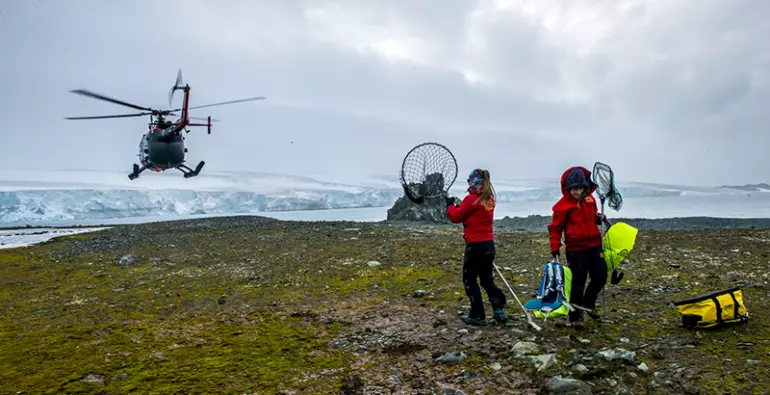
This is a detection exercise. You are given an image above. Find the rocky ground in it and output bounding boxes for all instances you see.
[1,216,768,394]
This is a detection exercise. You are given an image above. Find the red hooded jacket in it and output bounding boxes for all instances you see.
[447,188,494,243]
[547,166,603,253]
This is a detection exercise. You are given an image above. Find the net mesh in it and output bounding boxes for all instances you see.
[592,162,623,211]
[400,142,458,201]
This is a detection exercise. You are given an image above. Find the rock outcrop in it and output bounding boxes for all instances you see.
[386,173,454,223]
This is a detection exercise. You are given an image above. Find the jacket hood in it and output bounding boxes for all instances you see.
[560,166,598,201]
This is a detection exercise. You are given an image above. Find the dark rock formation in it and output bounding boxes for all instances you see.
[386,194,452,223]
[386,173,454,223]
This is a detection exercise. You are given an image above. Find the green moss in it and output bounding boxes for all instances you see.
[0,310,349,394]
[2,222,770,394]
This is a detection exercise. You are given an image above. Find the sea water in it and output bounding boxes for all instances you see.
[3,194,768,249]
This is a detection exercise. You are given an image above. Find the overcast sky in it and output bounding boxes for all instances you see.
[1,0,768,186]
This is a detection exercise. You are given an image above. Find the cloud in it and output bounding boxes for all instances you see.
[0,0,768,186]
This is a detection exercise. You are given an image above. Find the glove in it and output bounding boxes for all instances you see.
[445,196,457,207]
[595,213,606,225]
[611,269,624,285]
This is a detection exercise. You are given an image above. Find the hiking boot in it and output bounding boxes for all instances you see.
[461,315,487,326]
[570,312,585,330]
[492,309,508,323]
[586,310,601,320]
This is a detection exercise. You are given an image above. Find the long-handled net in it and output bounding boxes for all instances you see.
[399,142,458,204]
[592,162,623,211]
[592,162,624,320]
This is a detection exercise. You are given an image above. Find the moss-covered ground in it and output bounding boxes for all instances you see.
[0,216,768,394]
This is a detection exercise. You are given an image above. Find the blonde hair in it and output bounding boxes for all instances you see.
[473,168,496,210]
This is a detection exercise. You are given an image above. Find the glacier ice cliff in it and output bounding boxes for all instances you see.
[0,182,714,225]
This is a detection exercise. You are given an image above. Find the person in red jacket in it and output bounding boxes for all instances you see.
[547,166,607,328]
[446,169,507,326]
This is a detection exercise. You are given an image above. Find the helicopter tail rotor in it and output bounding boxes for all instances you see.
[188,116,213,134]
[168,68,185,108]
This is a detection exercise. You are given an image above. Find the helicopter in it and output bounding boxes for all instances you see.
[65,69,265,180]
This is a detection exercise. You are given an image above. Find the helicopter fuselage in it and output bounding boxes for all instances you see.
[138,127,186,170]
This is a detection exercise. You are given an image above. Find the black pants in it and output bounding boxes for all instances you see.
[463,240,507,319]
[566,245,608,321]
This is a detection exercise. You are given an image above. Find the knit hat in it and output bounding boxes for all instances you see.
[468,170,484,191]
[564,168,589,190]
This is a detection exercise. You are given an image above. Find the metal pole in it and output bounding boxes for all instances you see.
[600,199,607,320]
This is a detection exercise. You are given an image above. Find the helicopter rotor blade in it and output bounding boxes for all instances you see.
[65,112,152,120]
[172,96,266,111]
[70,89,157,112]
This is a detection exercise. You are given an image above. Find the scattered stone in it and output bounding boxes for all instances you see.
[458,329,469,334]
[572,363,589,374]
[81,374,104,384]
[596,348,636,364]
[433,351,467,364]
[524,354,557,371]
[432,318,448,328]
[578,337,591,344]
[488,362,502,371]
[649,285,681,295]
[117,254,139,266]
[111,373,128,381]
[440,386,468,395]
[543,375,592,394]
[512,341,540,358]
[620,337,630,344]
[510,328,527,337]
[638,362,651,376]
[340,374,363,395]
[367,261,381,267]
[745,359,761,365]
[414,289,426,297]
[666,259,681,268]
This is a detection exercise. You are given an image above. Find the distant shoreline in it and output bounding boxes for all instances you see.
[0,224,116,231]
[4,213,770,232]
[493,215,770,232]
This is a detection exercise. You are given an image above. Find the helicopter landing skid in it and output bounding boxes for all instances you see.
[128,164,146,180]
[179,161,205,178]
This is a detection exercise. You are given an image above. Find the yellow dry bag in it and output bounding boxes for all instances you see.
[603,222,638,272]
[671,286,750,329]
